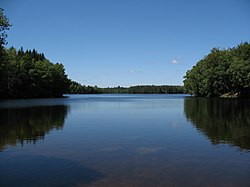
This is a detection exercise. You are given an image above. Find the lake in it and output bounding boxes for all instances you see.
[0,94,249,187]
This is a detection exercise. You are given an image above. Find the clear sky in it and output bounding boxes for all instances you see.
[1,0,250,87]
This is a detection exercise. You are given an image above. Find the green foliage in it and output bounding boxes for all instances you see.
[67,84,184,94]
[128,85,184,94]
[184,42,250,97]
[0,8,11,97]
[0,8,11,46]
[101,86,128,94]
[68,80,102,94]
[1,47,70,98]
[228,43,250,91]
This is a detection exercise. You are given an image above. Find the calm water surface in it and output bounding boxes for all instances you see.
[0,94,249,187]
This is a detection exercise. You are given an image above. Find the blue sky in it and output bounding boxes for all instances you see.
[1,0,250,87]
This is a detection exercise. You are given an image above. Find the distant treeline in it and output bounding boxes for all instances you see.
[101,85,184,94]
[68,80,102,94]
[67,83,184,94]
[184,42,250,97]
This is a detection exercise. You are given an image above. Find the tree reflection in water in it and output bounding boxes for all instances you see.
[184,97,250,150]
[0,105,68,150]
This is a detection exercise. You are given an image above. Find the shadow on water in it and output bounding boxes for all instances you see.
[184,97,250,150]
[0,105,69,151]
[0,154,104,187]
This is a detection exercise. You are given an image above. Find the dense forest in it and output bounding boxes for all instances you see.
[1,47,70,98]
[101,85,184,94]
[68,80,102,94]
[67,83,184,94]
[184,42,250,97]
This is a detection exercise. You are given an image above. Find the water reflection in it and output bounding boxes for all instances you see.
[0,105,68,151]
[184,97,250,150]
